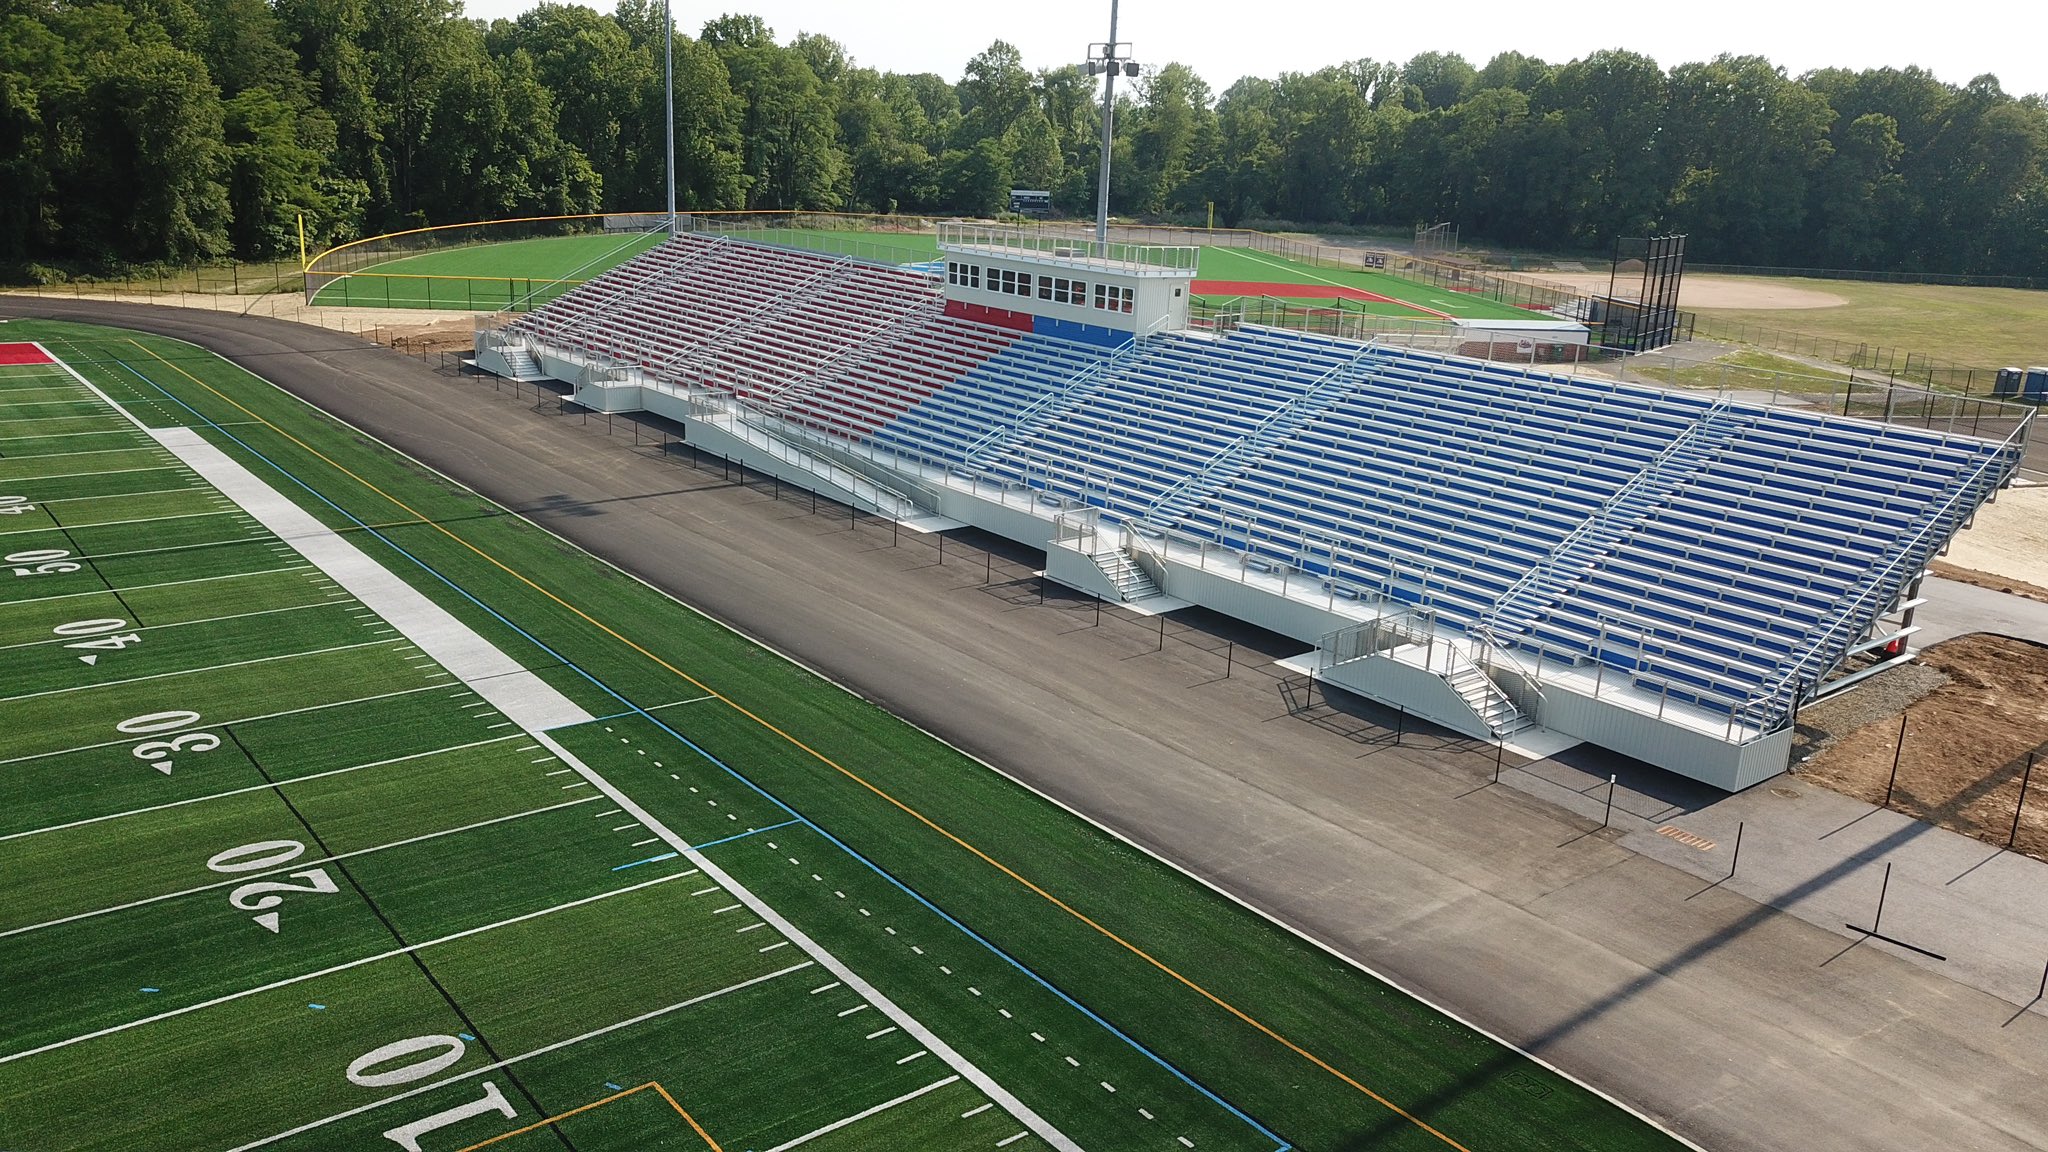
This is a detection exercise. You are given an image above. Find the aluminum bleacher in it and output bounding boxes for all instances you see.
[494,233,2021,773]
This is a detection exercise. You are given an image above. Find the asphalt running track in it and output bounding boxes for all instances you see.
[7,298,2048,1152]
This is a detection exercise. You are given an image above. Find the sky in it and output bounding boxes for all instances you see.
[460,0,2048,99]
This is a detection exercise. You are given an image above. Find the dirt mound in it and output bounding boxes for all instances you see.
[1800,633,2048,860]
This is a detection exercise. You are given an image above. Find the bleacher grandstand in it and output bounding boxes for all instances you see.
[481,232,2026,790]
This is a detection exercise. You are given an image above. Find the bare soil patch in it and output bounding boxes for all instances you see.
[1800,634,2048,861]
[1503,270,1848,310]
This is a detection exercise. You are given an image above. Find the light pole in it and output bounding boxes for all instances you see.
[1086,2,1139,253]
[664,0,677,233]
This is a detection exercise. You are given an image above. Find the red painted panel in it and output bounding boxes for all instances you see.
[0,342,53,365]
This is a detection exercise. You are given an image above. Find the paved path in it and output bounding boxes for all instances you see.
[13,299,2048,1152]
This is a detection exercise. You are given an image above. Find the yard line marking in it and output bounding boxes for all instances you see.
[632,837,659,847]
[611,823,641,831]
[0,683,444,767]
[997,1134,1028,1148]
[0,870,706,1066]
[18,483,204,507]
[895,1050,928,1065]
[691,887,720,897]
[0,737,518,842]
[220,962,817,1152]
[0,600,341,653]
[126,347,1081,1150]
[759,1076,960,1152]
[0,426,147,444]
[735,922,766,933]
[0,638,400,705]
[963,1103,993,1119]
[865,1027,898,1040]
[0,563,317,609]
[836,1004,870,1018]
[0,796,599,939]
[592,808,622,817]
[712,904,743,915]
[0,507,234,539]
[758,940,789,953]
[611,852,679,871]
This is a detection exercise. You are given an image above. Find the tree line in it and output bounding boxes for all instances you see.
[3,0,2044,277]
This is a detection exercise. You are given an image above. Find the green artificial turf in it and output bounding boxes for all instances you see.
[0,322,1684,1152]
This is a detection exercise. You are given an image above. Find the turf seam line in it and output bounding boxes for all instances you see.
[0,870,699,1066]
[220,725,580,1152]
[36,499,144,627]
[110,348,1277,1151]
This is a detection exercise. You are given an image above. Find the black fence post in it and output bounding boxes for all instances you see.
[1728,821,1745,880]
[1224,641,1234,677]
[1885,712,1909,808]
[1603,774,1618,828]
[2009,753,2037,849]
[1156,612,1166,652]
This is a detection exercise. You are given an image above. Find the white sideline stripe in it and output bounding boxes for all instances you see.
[0,796,598,939]
[0,507,231,538]
[0,870,702,1067]
[0,638,399,704]
[529,730,1083,1152]
[0,600,345,654]
[760,1076,961,1152]
[219,961,815,1152]
[0,683,438,767]
[144,426,594,733]
[0,737,517,843]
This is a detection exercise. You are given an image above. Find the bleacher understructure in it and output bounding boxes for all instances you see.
[478,233,2029,790]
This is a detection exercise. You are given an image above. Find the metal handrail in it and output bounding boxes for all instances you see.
[1733,424,2029,736]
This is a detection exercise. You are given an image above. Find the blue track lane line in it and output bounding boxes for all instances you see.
[610,852,678,871]
[110,357,1293,1152]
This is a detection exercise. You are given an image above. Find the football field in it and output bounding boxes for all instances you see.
[0,321,1687,1152]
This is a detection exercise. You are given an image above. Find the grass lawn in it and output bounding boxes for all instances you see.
[0,321,1688,1152]
[313,227,1557,323]
[1690,277,2048,373]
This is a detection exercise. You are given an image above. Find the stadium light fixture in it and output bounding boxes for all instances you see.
[1087,2,1139,251]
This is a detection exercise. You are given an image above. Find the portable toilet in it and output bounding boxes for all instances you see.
[1994,367,2024,397]
[2027,367,2048,400]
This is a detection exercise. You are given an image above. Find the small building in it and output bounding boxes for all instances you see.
[937,222,1198,349]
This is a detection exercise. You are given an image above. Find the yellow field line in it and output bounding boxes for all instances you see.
[451,1081,721,1152]
[129,339,1474,1151]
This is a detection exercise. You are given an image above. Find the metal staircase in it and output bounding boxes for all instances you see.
[1321,613,1533,739]
[1475,398,1742,646]
[1090,546,1162,603]
[1142,342,1381,525]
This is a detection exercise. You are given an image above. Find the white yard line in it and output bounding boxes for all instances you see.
[219,961,816,1152]
[0,737,518,843]
[760,1076,962,1152]
[0,463,181,481]
[0,870,702,1066]
[0,427,147,444]
[0,600,345,654]
[143,426,592,732]
[0,638,401,704]
[0,796,600,940]
[530,730,1083,1152]
[0,683,447,767]
[0,507,232,538]
[0,563,317,610]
